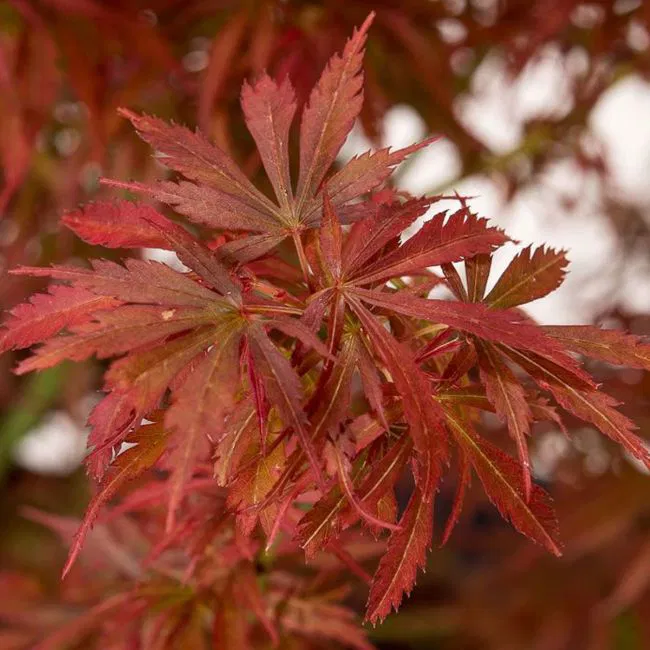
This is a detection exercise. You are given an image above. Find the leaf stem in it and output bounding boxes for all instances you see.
[292,230,314,291]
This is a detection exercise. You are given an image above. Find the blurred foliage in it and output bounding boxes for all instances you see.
[0,1,649,648]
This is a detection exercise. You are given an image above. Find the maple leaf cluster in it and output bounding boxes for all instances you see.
[2,13,650,639]
[3,481,373,650]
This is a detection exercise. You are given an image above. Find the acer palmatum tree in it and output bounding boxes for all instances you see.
[2,13,650,648]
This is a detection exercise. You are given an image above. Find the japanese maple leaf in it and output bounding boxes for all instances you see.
[236,195,567,621]
[441,238,650,494]
[293,194,650,623]
[5,206,327,543]
[292,192,584,493]
[2,12,649,630]
[103,12,435,265]
[255,193,510,532]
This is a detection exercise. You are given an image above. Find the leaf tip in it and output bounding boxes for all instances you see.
[360,11,376,34]
[61,546,79,580]
[116,106,138,122]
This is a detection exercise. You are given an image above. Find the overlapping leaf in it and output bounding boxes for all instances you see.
[2,13,649,632]
[107,11,434,264]
[365,484,434,623]
[352,209,509,285]
[0,285,120,353]
[485,245,569,309]
[61,201,170,250]
[62,422,169,578]
[475,341,534,500]
[502,345,650,469]
[164,327,242,531]
[444,409,561,556]
[542,325,650,369]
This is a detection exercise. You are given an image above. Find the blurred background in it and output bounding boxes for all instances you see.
[0,1,649,648]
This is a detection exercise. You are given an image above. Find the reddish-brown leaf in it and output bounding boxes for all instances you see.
[241,74,296,212]
[441,260,469,301]
[164,327,242,530]
[440,447,470,546]
[365,484,433,623]
[217,233,287,264]
[442,342,477,383]
[214,402,256,486]
[350,435,412,524]
[438,384,566,430]
[227,439,286,537]
[475,341,534,500]
[62,423,168,578]
[298,484,347,558]
[350,286,581,367]
[485,245,569,309]
[350,299,447,495]
[257,334,361,529]
[61,201,170,250]
[503,345,650,470]
[105,326,221,411]
[0,285,120,353]
[445,409,562,555]
[342,197,434,276]
[85,392,138,481]
[295,13,374,208]
[140,210,241,297]
[353,209,508,285]
[118,108,278,219]
[12,259,219,308]
[333,443,401,533]
[106,179,278,233]
[247,324,325,489]
[303,137,438,225]
[14,305,216,374]
[357,336,390,432]
[319,191,343,281]
[465,253,492,302]
[267,317,332,360]
[542,324,650,370]
[311,333,359,440]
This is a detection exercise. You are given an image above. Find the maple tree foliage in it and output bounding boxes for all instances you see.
[0,476,374,650]
[2,12,650,647]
